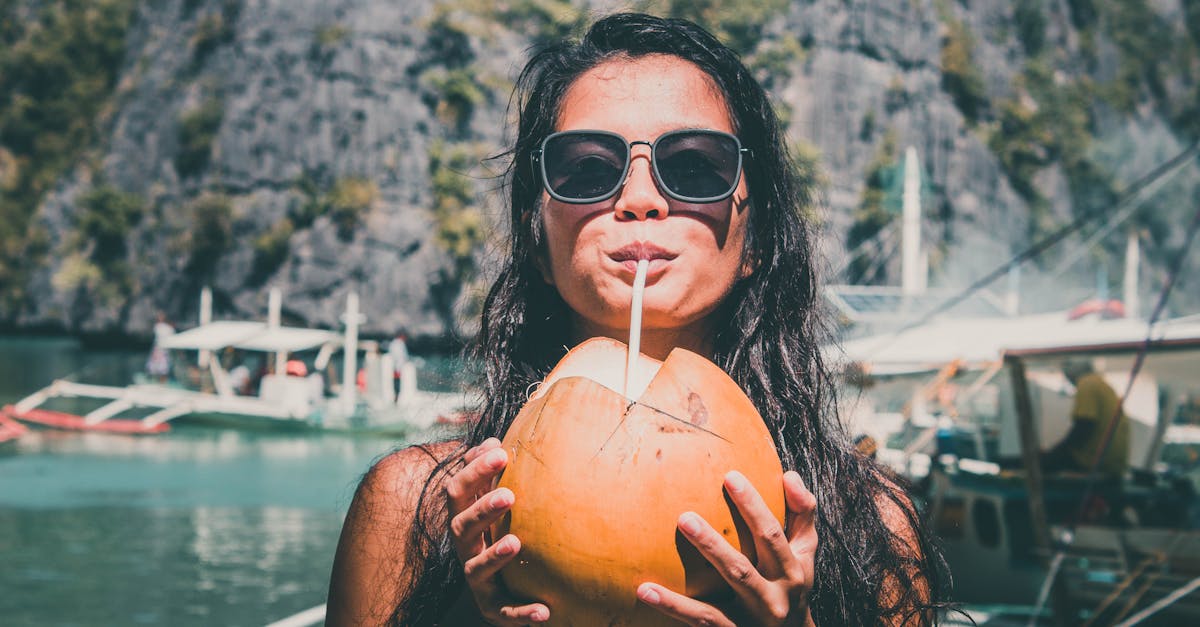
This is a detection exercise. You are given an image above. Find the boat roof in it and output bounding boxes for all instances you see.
[824,285,1008,323]
[836,312,1200,375]
[158,321,341,353]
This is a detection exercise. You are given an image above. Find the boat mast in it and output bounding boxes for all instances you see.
[269,287,285,375]
[1124,231,1140,319]
[341,292,362,415]
[198,286,213,368]
[901,145,927,297]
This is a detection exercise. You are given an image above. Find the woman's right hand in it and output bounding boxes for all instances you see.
[446,437,550,624]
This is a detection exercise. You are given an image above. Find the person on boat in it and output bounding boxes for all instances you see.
[145,311,175,383]
[327,13,948,626]
[387,329,410,398]
[1041,358,1130,478]
[226,349,252,395]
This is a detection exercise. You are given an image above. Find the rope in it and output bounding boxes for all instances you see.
[1072,199,1200,526]
[1026,199,1200,623]
[1113,575,1200,627]
[894,139,1199,337]
[1048,147,1196,279]
[1082,542,1175,626]
[847,140,1200,363]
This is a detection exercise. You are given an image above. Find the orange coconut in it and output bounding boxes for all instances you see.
[494,337,785,627]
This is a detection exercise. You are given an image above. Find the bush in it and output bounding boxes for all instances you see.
[191,11,234,71]
[183,193,233,281]
[250,218,294,285]
[647,0,788,56]
[288,172,376,240]
[315,23,350,48]
[428,140,484,279]
[75,184,145,266]
[425,68,487,132]
[940,16,989,123]
[846,133,898,284]
[0,0,138,306]
[176,96,224,178]
[1013,0,1046,55]
[327,177,377,240]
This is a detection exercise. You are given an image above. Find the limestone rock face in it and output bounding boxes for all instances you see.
[10,0,1199,339]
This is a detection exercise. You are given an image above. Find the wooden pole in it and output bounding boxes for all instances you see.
[1005,353,1073,626]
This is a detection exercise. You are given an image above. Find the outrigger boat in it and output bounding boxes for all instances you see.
[1,288,470,435]
[837,310,1200,624]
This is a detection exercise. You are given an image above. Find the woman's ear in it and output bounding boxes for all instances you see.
[738,254,759,280]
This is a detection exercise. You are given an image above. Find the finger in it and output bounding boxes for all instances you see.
[463,437,502,464]
[497,603,550,623]
[445,447,508,515]
[462,533,522,587]
[783,471,818,586]
[637,583,735,627]
[450,487,513,559]
[724,470,790,576]
[783,471,817,546]
[677,511,771,608]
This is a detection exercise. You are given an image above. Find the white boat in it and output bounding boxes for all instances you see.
[1,288,471,435]
[835,310,1200,624]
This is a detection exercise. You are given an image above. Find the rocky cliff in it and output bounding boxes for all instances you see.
[1,0,1197,341]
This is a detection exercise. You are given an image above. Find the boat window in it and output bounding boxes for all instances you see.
[973,499,1001,548]
[934,496,966,540]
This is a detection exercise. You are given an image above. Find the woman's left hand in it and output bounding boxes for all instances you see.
[637,470,818,627]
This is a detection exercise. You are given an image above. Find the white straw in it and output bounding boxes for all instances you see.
[625,259,649,399]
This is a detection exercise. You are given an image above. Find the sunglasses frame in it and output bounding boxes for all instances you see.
[532,128,750,205]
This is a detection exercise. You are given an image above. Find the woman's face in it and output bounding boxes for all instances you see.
[538,55,752,355]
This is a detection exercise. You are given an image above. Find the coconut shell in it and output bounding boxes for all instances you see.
[495,337,784,627]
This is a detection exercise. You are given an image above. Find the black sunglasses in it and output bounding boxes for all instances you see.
[532,129,750,205]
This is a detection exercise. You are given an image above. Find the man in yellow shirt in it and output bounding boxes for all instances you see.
[1042,359,1130,478]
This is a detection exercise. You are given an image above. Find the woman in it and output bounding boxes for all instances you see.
[328,13,947,626]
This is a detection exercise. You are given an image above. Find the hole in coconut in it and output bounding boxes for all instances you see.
[527,260,662,402]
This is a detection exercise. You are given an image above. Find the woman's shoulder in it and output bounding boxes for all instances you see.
[361,439,466,508]
[326,439,466,625]
[872,471,922,550]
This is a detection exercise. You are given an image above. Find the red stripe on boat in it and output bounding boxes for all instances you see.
[0,410,28,442]
[2,405,169,434]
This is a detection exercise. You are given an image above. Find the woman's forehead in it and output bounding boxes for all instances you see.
[555,55,734,137]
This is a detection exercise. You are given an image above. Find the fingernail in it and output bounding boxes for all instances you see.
[638,584,661,605]
[495,537,515,556]
[489,489,512,509]
[679,512,701,536]
[725,470,747,492]
[485,448,506,468]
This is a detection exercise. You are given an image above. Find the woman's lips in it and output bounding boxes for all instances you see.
[608,243,677,279]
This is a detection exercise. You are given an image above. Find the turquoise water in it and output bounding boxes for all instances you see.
[0,336,448,626]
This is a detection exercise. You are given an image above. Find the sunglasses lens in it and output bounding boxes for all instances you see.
[542,133,627,202]
[655,132,741,201]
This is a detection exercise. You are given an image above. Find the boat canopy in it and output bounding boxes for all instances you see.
[159,321,341,353]
[836,312,1200,375]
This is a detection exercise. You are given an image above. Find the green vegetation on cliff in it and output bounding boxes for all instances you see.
[0,0,138,312]
[53,184,145,306]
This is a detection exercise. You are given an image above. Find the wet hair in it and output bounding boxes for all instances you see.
[394,12,949,625]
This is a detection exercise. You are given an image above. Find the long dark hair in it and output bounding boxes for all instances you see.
[396,13,948,625]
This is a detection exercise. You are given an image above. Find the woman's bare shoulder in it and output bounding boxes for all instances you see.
[873,473,922,552]
[362,439,466,506]
[326,439,465,626]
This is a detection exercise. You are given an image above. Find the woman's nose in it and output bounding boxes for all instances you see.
[614,152,669,220]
